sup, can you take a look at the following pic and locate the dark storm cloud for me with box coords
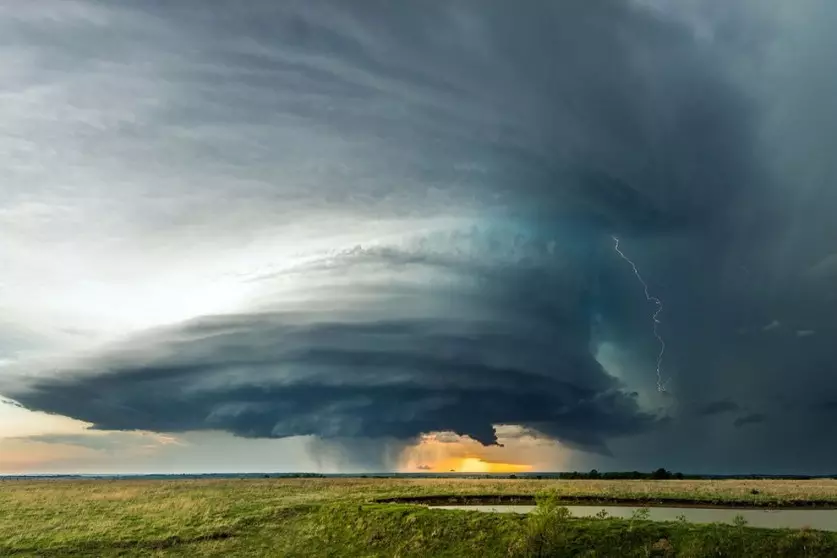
[106,0,763,231]
[817,401,837,412]
[697,400,740,417]
[733,414,766,429]
[7,245,661,453]
[5,0,837,473]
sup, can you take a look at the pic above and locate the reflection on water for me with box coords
[430,505,837,531]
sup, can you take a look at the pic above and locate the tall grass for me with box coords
[2,478,837,556]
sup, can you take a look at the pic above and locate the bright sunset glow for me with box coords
[445,457,533,474]
[398,428,565,473]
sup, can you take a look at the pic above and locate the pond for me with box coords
[429,505,837,531]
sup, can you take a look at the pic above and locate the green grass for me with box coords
[2,478,837,556]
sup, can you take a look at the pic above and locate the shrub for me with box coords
[517,493,573,557]
[733,514,749,528]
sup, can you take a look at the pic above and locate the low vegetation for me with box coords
[2,477,837,556]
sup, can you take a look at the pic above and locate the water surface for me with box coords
[431,505,837,531]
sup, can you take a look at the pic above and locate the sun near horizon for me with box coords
[420,457,533,474]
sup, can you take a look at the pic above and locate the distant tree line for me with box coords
[266,473,326,478]
[511,468,685,480]
[512,469,837,480]
[557,468,683,480]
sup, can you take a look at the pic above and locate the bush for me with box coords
[631,507,651,521]
[518,493,573,557]
[651,468,672,480]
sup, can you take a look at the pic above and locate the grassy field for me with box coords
[3,478,837,556]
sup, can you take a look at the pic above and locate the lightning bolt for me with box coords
[611,235,667,393]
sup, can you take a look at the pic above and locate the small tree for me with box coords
[651,468,671,480]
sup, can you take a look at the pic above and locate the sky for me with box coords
[2,0,837,475]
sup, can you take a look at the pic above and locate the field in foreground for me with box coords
[3,477,837,556]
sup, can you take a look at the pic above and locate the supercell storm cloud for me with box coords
[2,0,837,473]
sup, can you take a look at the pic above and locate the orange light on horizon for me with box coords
[457,457,532,473]
[398,427,566,474]
[417,456,533,474]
